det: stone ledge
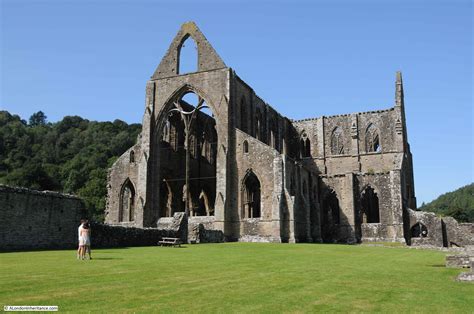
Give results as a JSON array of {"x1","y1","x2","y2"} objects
[{"x1": 0, "y1": 184, "x2": 80, "y2": 200}]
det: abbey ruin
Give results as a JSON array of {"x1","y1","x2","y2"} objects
[{"x1": 105, "y1": 22, "x2": 421, "y2": 244}]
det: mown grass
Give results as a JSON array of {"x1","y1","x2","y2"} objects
[{"x1": 1, "y1": 243, "x2": 472, "y2": 313}]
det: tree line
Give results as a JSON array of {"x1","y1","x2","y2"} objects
[
  {"x1": 418, "y1": 183, "x2": 474, "y2": 223},
  {"x1": 0, "y1": 110, "x2": 141, "y2": 221}
]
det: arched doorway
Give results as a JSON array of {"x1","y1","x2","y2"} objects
[
  {"x1": 119, "y1": 179, "x2": 135, "y2": 222},
  {"x1": 321, "y1": 188, "x2": 340, "y2": 242},
  {"x1": 242, "y1": 170, "x2": 261, "y2": 219}
]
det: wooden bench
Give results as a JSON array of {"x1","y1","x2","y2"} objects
[{"x1": 158, "y1": 237, "x2": 182, "y2": 247}]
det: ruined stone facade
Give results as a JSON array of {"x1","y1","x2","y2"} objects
[{"x1": 105, "y1": 22, "x2": 419, "y2": 244}]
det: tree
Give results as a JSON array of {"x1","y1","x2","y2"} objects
[{"x1": 29, "y1": 111, "x2": 47, "y2": 126}]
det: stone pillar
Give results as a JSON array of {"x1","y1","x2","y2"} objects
[
  {"x1": 390, "y1": 170, "x2": 405, "y2": 241},
  {"x1": 350, "y1": 113, "x2": 361, "y2": 172},
  {"x1": 271, "y1": 156, "x2": 283, "y2": 241},
  {"x1": 344, "y1": 172, "x2": 357, "y2": 243},
  {"x1": 137, "y1": 81, "x2": 155, "y2": 227},
  {"x1": 317, "y1": 117, "x2": 327, "y2": 174}
]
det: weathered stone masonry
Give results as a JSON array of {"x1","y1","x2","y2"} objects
[
  {"x1": 105, "y1": 22, "x2": 469, "y2": 246},
  {"x1": 0, "y1": 185, "x2": 85, "y2": 250}
]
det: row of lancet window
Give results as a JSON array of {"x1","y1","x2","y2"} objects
[
  {"x1": 161, "y1": 115, "x2": 216, "y2": 164},
  {"x1": 330, "y1": 124, "x2": 381, "y2": 155},
  {"x1": 238, "y1": 99, "x2": 282, "y2": 153},
  {"x1": 239, "y1": 123, "x2": 381, "y2": 158},
  {"x1": 322, "y1": 186, "x2": 381, "y2": 226},
  {"x1": 159, "y1": 180, "x2": 214, "y2": 218}
]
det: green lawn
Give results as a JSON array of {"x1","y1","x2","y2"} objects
[{"x1": 1, "y1": 243, "x2": 472, "y2": 313}]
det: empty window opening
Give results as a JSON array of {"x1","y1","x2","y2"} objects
[
  {"x1": 331, "y1": 127, "x2": 344, "y2": 155},
  {"x1": 196, "y1": 189, "x2": 213, "y2": 216},
  {"x1": 130, "y1": 150, "x2": 135, "y2": 163},
  {"x1": 242, "y1": 171, "x2": 261, "y2": 218},
  {"x1": 300, "y1": 132, "x2": 311, "y2": 158},
  {"x1": 366, "y1": 124, "x2": 381, "y2": 153},
  {"x1": 243, "y1": 140, "x2": 249, "y2": 153},
  {"x1": 360, "y1": 186, "x2": 380, "y2": 223},
  {"x1": 178, "y1": 35, "x2": 198, "y2": 75},
  {"x1": 411, "y1": 222, "x2": 428, "y2": 238},
  {"x1": 119, "y1": 179, "x2": 135, "y2": 222}
]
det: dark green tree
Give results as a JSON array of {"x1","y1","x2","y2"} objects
[{"x1": 29, "y1": 111, "x2": 47, "y2": 126}]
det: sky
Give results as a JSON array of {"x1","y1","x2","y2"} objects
[{"x1": 1, "y1": 0, "x2": 472, "y2": 204}]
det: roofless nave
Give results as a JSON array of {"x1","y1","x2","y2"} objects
[{"x1": 105, "y1": 22, "x2": 417, "y2": 244}]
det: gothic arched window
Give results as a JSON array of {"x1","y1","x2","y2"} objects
[
  {"x1": 366, "y1": 124, "x2": 381, "y2": 153},
  {"x1": 119, "y1": 179, "x2": 135, "y2": 222},
  {"x1": 242, "y1": 170, "x2": 261, "y2": 218},
  {"x1": 300, "y1": 132, "x2": 311, "y2": 158},
  {"x1": 360, "y1": 186, "x2": 380, "y2": 223},
  {"x1": 178, "y1": 35, "x2": 198, "y2": 75},
  {"x1": 243, "y1": 140, "x2": 249, "y2": 154},
  {"x1": 331, "y1": 127, "x2": 344, "y2": 155}
]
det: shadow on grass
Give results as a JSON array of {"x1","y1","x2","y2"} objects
[
  {"x1": 430, "y1": 264, "x2": 446, "y2": 268},
  {"x1": 90, "y1": 257, "x2": 124, "y2": 260}
]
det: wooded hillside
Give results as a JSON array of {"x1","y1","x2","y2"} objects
[
  {"x1": 419, "y1": 183, "x2": 474, "y2": 223},
  {"x1": 0, "y1": 111, "x2": 141, "y2": 221}
]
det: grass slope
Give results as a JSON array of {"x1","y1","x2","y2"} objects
[{"x1": 1, "y1": 243, "x2": 472, "y2": 313}]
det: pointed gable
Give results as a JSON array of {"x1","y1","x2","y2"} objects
[{"x1": 151, "y1": 21, "x2": 226, "y2": 79}]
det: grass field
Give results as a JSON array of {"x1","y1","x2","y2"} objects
[{"x1": 1, "y1": 243, "x2": 473, "y2": 313}]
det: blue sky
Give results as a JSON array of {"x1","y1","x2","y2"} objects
[{"x1": 1, "y1": 0, "x2": 472, "y2": 204}]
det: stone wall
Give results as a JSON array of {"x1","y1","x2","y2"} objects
[
  {"x1": 0, "y1": 185, "x2": 85, "y2": 251},
  {"x1": 188, "y1": 216, "x2": 224, "y2": 243},
  {"x1": 407, "y1": 209, "x2": 474, "y2": 247},
  {"x1": 91, "y1": 222, "x2": 163, "y2": 248}
]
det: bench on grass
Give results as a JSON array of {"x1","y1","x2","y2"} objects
[{"x1": 158, "y1": 237, "x2": 182, "y2": 247}]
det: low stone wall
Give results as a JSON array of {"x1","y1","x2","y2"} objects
[
  {"x1": 407, "y1": 209, "x2": 474, "y2": 247},
  {"x1": 91, "y1": 223, "x2": 163, "y2": 248},
  {"x1": 187, "y1": 216, "x2": 224, "y2": 243},
  {"x1": 94, "y1": 212, "x2": 190, "y2": 248},
  {"x1": 0, "y1": 185, "x2": 85, "y2": 251}
]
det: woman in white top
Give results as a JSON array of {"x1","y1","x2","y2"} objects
[
  {"x1": 77, "y1": 220, "x2": 85, "y2": 259},
  {"x1": 79, "y1": 222, "x2": 92, "y2": 260}
]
